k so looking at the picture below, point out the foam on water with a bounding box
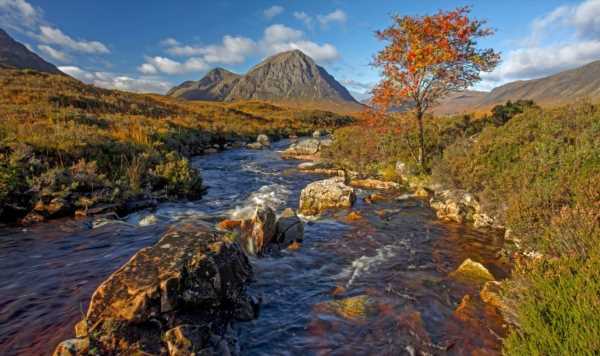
[340,239,410,288]
[227,183,291,219]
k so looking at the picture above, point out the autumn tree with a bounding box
[371,7,500,170]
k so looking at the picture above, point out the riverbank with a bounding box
[0,70,354,225]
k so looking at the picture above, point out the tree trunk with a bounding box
[417,111,425,171]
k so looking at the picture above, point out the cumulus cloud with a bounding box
[139,56,208,75]
[149,23,341,72]
[293,11,313,29]
[60,65,172,93]
[263,5,284,20]
[37,44,69,62]
[166,35,256,64]
[38,26,109,54]
[317,9,347,27]
[260,24,340,62]
[160,37,179,47]
[483,0,600,86]
[0,0,40,30]
[340,79,374,93]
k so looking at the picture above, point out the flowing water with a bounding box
[0,140,508,355]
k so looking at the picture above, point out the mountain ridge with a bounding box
[0,28,63,75]
[168,50,360,108]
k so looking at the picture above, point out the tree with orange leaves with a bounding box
[371,7,500,170]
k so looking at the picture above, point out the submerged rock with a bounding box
[240,205,277,256]
[315,295,378,321]
[53,222,255,355]
[299,177,356,216]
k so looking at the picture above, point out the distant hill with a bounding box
[168,50,361,110]
[436,60,600,114]
[0,28,63,74]
[166,68,241,101]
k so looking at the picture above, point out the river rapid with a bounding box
[0,140,508,355]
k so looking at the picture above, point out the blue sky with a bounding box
[1,0,599,97]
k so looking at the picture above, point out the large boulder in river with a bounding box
[53,222,256,355]
[283,138,321,156]
[299,177,356,216]
[240,205,277,256]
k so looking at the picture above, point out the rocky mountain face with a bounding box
[168,50,359,106]
[167,67,241,100]
[0,28,63,74]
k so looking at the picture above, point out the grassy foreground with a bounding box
[0,69,354,223]
[322,101,600,354]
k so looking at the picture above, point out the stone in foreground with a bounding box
[240,205,277,256]
[53,221,255,355]
[299,177,356,216]
[274,208,304,246]
[450,258,496,283]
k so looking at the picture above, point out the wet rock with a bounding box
[429,190,477,224]
[283,138,321,156]
[52,338,89,356]
[346,211,363,221]
[350,178,401,190]
[275,208,304,246]
[299,177,356,216]
[240,205,277,256]
[413,186,430,198]
[480,281,504,309]
[19,211,45,225]
[450,258,495,283]
[364,193,386,204]
[217,219,242,231]
[54,222,254,355]
[256,134,271,147]
[312,130,323,138]
[315,295,378,321]
[138,214,158,226]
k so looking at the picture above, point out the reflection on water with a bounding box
[0,140,507,355]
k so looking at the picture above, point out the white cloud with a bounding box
[340,79,374,93]
[38,26,109,54]
[317,9,347,27]
[160,37,179,47]
[139,56,208,75]
[166,35,256,64]
[138,63,158,74]
[0,0,40,30]
[37,44,69,62]
[59,65,172,93]
[260,24,340,62]
[143,23,341,75]
[263,5,284,20]
[483,0,600,86]
[293,11,313,29]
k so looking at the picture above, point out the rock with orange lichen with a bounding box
[53,221,256,356]
[299,177,356,216]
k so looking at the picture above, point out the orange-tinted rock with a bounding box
[217,219,242,231]
[53,222,256,355]
[480,281,504,309]
[351,179,401,190]
[287,241,302,251]
[450,258,496,284]
[346,211,363,221]
[240,205,277,256]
